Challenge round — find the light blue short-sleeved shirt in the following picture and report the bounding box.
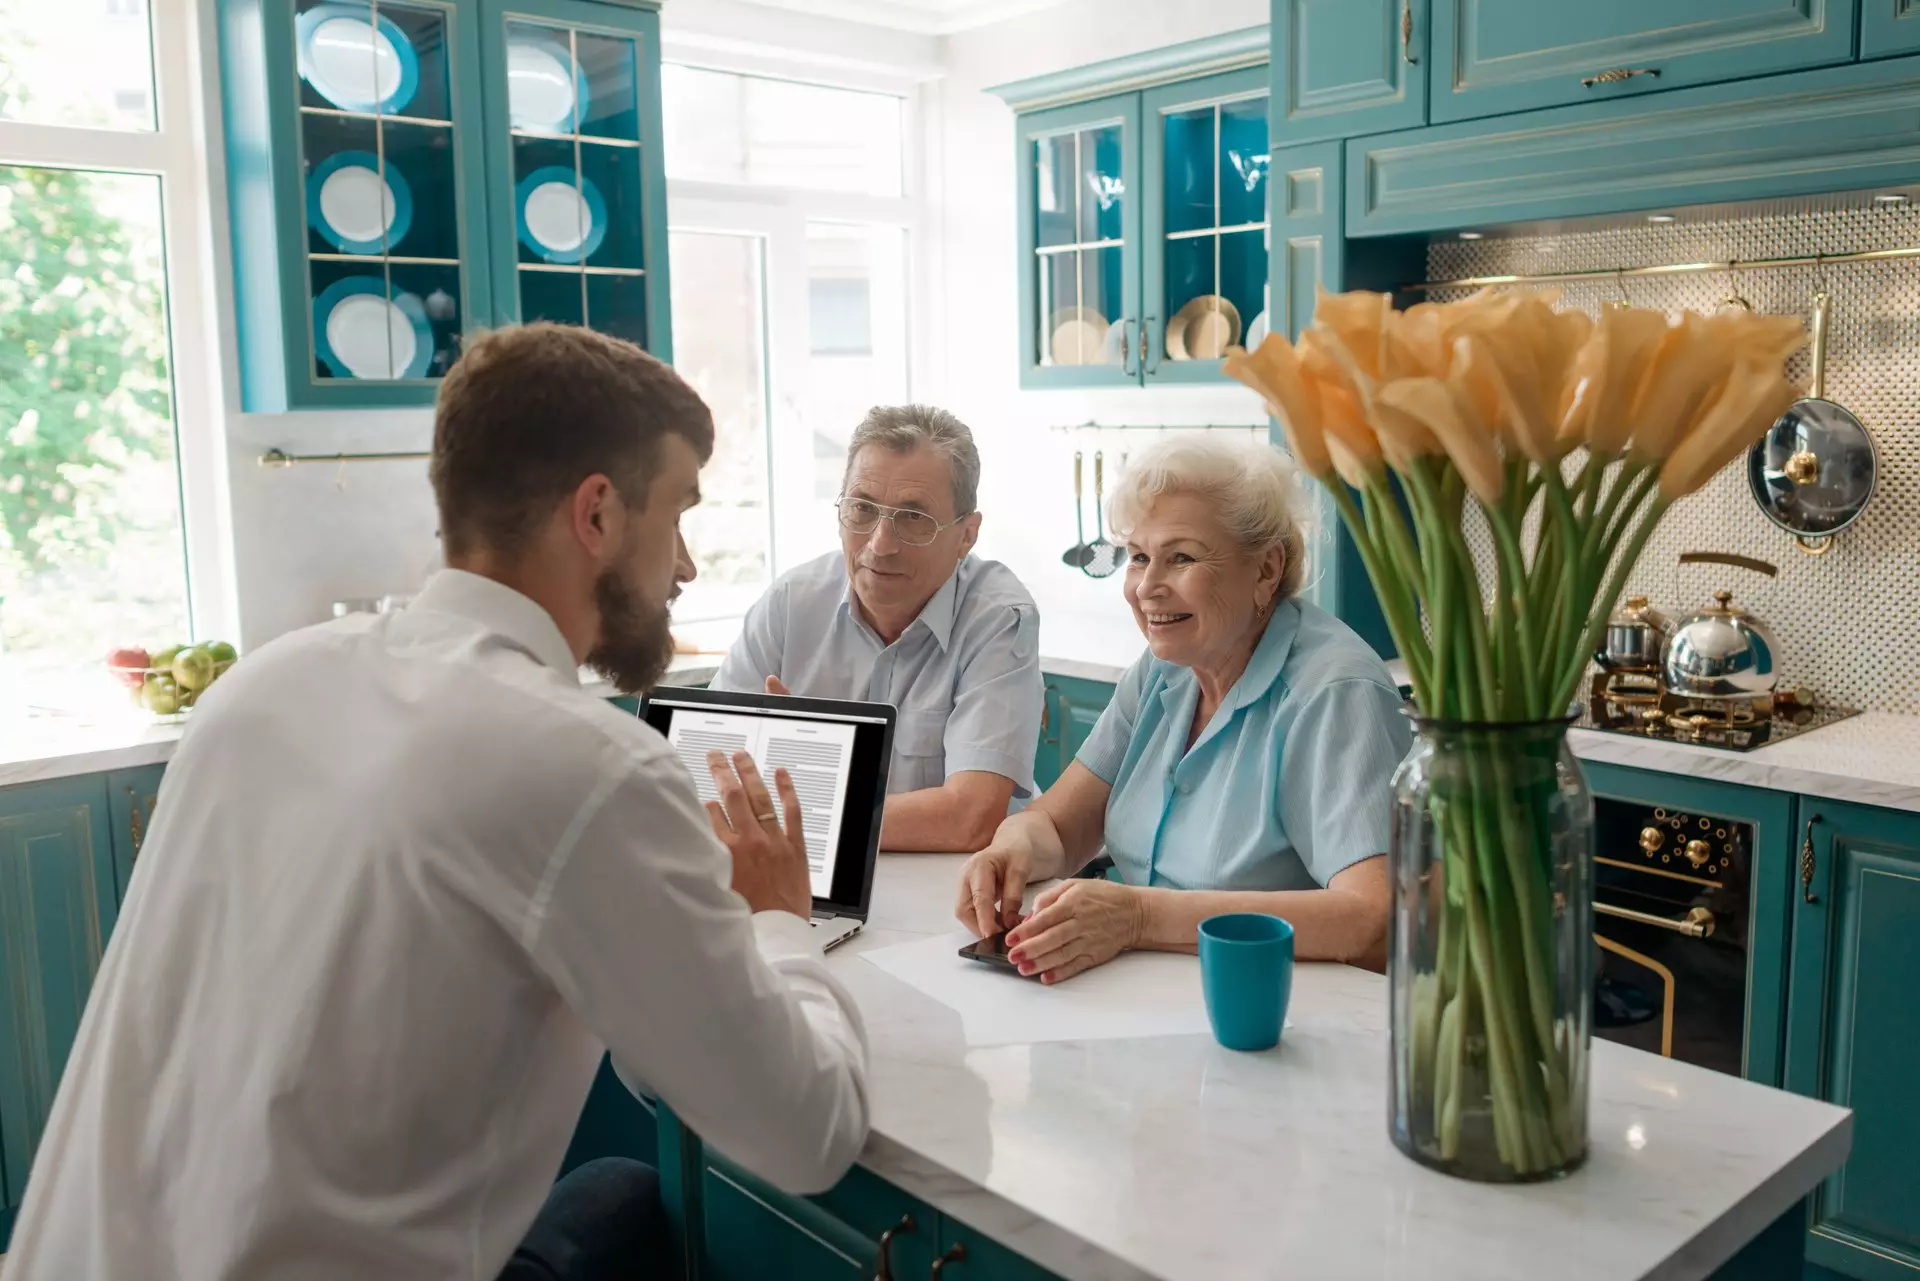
[712,552,1043,799]
[1076,599,1412,891]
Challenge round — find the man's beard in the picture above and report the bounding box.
[585,559,674,695]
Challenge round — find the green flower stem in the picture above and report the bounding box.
[1334,483,1432,705]
[1554,495,1672,713]
[1483,501,1540,719]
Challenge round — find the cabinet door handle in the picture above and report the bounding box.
[1120,318,1136,375]
[931,1244,966,1278]
[1800,812,1823,904]
[1142,316,1159,373]
[1581,67,1660,88]
[1400,3,1417,65]
[127,787,150,864]
[875,1214,916,1281]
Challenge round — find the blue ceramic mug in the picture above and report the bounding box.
[1198,914,1294,1051]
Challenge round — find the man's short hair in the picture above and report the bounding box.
[430,324,714,558]
[843,405,980,518]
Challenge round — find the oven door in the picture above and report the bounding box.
[1592,799,1752,1078]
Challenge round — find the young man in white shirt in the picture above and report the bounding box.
[3,325,869,1280]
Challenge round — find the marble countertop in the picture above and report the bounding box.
[837,856,1853,1281]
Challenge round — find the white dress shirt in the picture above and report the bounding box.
[3,570,869,1281]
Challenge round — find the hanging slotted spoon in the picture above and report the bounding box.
[1084,450,1124,578]
[1062,451,1095,569]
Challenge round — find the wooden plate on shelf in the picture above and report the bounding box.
[1048,306,1110,367]
[1167,295,1242,361]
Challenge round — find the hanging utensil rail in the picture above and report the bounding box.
[258,448,432,467]
[1408,243,1920,293]
[1047,421,1269,433]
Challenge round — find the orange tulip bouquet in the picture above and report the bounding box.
[1225,289,1806,1181]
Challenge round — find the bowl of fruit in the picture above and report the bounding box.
[107,641,239,718]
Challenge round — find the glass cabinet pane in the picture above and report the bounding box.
[1157,93,1269,365]
[294,0,464,384]
[1031,123,1127,371]
[504,17,651,343]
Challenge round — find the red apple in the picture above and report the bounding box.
[107,647,150,689]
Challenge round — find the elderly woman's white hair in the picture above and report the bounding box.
[1106,434,1312,603]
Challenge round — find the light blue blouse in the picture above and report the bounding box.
[1076,599,1411,891]
[712,552,1043,799]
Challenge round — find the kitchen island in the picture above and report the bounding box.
[732,854,1853,1281]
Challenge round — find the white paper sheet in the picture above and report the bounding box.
[860,931,1219,1047]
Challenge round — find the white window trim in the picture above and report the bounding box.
[0,0,236,650]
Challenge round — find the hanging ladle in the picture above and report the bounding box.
[1745,280,1879,556]
[1084,450,1124,578]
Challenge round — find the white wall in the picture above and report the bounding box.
[924,0,1271,667]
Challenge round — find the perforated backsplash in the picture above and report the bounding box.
[1426,195,1920,714]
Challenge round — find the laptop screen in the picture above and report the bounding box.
[638,688,894,915]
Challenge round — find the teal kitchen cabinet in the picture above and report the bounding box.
[0,776,120,1247]
[996,29,1269,389]
[219,0,668,411]
[1783,799,1920,1280]
[701,1146,1058,1281]
[104,763,165,903]
[1345,55,1920,238]
[1427,0,1858,125]
[1862,0,1920,56]
[1270,0,1428,146]
[477,0,670,353]
[220,0,493,410]
[1140,67,1271,385]
[1034,675,1114,792]
[558,1055,657,1176]
[1014,93,1142,389]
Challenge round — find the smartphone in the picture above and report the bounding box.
[958,932,1038,980]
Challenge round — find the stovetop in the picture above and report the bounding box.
[1582,676,1860,752]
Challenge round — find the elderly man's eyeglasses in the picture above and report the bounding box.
[834,497,971,547]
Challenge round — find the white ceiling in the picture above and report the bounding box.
[737,0,1073,35]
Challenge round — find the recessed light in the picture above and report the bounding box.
[1458,231,1484,240]
[1875,192,1909,205]
[1647,214,1677,224]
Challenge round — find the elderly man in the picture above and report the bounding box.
[712,405,1042,854]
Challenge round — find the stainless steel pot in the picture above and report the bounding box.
[1595,594,1669,672]
[1662,553,1780,701]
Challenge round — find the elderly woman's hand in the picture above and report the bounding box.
[1004,879,1144,983]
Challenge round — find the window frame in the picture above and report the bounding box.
[660,54,927,601]
[0,0,236,648]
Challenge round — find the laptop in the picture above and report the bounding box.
[637,686,894,951]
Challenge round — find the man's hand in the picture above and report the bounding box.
[764,675,791,696]
[703,750,811,919]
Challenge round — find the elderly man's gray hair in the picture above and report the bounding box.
[843,405,981,518]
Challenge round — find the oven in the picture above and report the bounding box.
[1592,796,1753,1077]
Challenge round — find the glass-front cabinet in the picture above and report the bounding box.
[219,0,667,411]
[479,0,669,353]
[1013,67,1268,389]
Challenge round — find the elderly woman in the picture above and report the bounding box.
[955,435,1410,982]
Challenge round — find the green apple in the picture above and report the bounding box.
[151,644,184,672]
[206,640,238,666]
[142,675,182,716]
[172,646,216,691]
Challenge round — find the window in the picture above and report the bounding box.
[661,65,903,197]
[663,66,916,643]
[0,0,220,714]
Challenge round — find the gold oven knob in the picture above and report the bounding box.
[1640,826,1665,853]
[1685,839,1712,869]
[1684,907,1716,938]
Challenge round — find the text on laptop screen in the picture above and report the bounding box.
[666,710,854,898]
[638,691,892,914]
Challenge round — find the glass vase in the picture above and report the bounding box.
[1387,717,1595,1182]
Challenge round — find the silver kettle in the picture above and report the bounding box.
[1661,553,1780,701]
[1594,594,1669,672]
